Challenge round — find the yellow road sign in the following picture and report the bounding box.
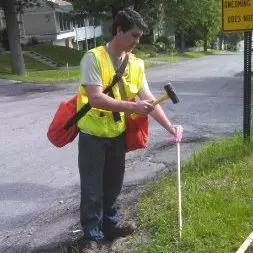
[222,0,253,32]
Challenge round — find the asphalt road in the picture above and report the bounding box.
[0,52,245,252]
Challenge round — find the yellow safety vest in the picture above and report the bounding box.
[77,46,144,137]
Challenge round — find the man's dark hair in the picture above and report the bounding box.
[112,8,148,36]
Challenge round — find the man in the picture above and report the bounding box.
[77,8,180,252]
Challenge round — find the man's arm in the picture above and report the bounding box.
[137,88,176,136]
[81,52,154,115]
[85,85,154,116]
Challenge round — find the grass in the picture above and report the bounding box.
[24,43,85,66]
[155,50,223,62]
[246,243,253,252]
[126,132,253,253]
[144,61,156,68]
[0,53,80,83]
[155,54,183,62]
[56,131,253,253]
[0,53,155,83]
[0,53,54,73]
[0,45,223,83]
[183,49,222,58]
[0,68,81,83]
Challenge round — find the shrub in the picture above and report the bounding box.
[88,36,107,49]
[155,36,174,53]
[27,36,39,45]
[132,44,157,58]
[156,35,171,46]
[96,36,107,46]
[194,40,204,48]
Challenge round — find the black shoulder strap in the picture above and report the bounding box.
[64,54,129,130]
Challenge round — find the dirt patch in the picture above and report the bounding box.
[32,184,149,253]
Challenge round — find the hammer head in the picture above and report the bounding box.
[164,83,179,104]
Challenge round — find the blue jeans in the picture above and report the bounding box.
[78,132,126,242]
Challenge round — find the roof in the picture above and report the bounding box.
[50,0,71,6]
[47,0,73,13]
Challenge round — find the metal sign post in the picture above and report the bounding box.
[222,0,253,141]
[243,31,252,141]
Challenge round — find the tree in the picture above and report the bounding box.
[163,0,196,52]
[133,0,163,29]
[223,32,243,51]
[69,0,163,30]
[191,0,221,51]
[69,0,124,19]
[0,0,40,75]
[163,0,221,52]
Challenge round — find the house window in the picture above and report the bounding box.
[93,17,100,27]
[59,13,72,31]
[73,14,86,28]
[88,17,93,26]
[60,13,64,30]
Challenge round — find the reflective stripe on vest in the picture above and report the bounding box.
[77,46,144,137]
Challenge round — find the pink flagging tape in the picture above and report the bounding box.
[236,232,253,253]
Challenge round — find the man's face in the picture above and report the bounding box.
[118,26,143,52]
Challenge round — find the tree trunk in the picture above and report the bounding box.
[133,0,143,11]
[111,5,120,20]
[5,0,25,76]
[203,26,208,52]
[180,30,185,53]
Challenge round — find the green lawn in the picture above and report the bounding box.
[0,47,224,83]
[0,53,80,83]
[156,50,223,62]
[144,61,156,68]
[155,54,183,62]
[246,244,253,253]
[0,53,54,73]
[126,132,253,253]
[183,49,222,58]
[24,43,85,66]
[0,68,81,83]
[0,53,154,83]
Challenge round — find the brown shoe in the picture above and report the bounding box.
[80,240,100,253]
[103,221,136,241]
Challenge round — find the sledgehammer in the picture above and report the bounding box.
[152,83,179,106]
[130,83,179,119]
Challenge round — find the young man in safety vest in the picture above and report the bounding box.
[77,8,180,252]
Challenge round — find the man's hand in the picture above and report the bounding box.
[173,125,183,142]
[167,125,183,143]
[133,100,154,115]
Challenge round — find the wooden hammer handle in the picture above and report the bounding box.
[129,93,169,119]
[152,93,169,106]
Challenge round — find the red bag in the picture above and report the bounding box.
[47,95,78,148]
[125,115,149,152]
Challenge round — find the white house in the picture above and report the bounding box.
[0,0,104,50]
[20,0,103,50]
